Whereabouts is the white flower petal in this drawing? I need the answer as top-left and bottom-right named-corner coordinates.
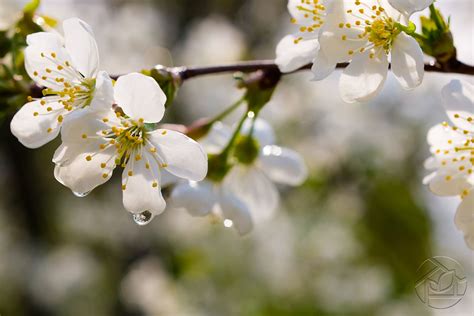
top-left (311, 49), bottom-right (337, 81)
top-left (441, 80), bottom-right (474, 132)
top-left (26, 32), bottom-right (63, 47)
top-left (60, 109), bottom-right (111, 145)
top-left (426, 123), bottom-right (465, 148)
top-left (391, 32), bottom-right (424, 89)
top-left (219, 192), bottom-right (253, 235)
top-left (428, 173), bottom-right (471, 197)
top-left (170, 181), bottom-right (216, 216)
top-left (318, 0), bottom-right (372, 64)
top-left (454, 192), bottom-right (474, 250)
top-left (122, 152), bottom-right (166, 215)
top-left (241, 118), bottom-right (275, 147)
top-left (114, 73), bottom-right (166, 123)
top-left (275, 35), bottom-right (319, 73)
top-left (148, 129), bottom-right (208, 181)
top-left (339, 51), bottom-right (389, 103)
top-left (10, 100), bottom-right (64, 148)
top-left (160, 170), bottom-right (179, 187)
top-left (54, 143), bottom-right (117, 195)
top-left (423, 157), bottom-right (439, 171)
top-left (89, 71), bottom-right (114, 112)
top-left (24, 34), bottom-right (72, 90)
top-left (63, 18), bottom-right (99, 78)
top-left (260, 145), bottom-right (308, 185)
top-left (224, 166), bottom-right (279, 222)
top-left (199, 122), bottom-right (232, 154)
top-left (388, 0), bottom-right (433, 18)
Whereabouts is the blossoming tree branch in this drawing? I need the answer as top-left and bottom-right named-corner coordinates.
top-left (1, 0), bottom-right (473, 248)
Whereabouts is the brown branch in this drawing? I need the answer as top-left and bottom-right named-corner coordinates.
top-left (28, 58), bottom-right (474, 98)
top-left (172, 58), bottom-right (474, 81)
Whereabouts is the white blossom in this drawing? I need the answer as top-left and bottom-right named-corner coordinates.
top-left (53, 73), bottom-right (208, 219)
top-left (10, 18), bottom-right (112, 148)
top-left (171, 119), bottom-right (308, 235)
top-left (424, 80), bottom-right (474, 249)
top-left (275, 0), bottom-right (329, 74)
top-left (303, 0), bottom-right (431, 103)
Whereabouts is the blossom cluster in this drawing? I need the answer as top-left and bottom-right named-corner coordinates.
top-left (276, 0), bottom-right (474, 249)
top-left (424, 80), bottom-right (474, 249)
top-left (10, 18), bottom-right (209, 225)
top-left (276, 0), bottom-right (433, 103)
top-left (10, 18), bottom-right (308, 233)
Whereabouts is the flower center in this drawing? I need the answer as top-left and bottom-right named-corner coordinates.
top-left (366, 18), bottom-right (399, 51)
top-left (338, 3), bottom-right (401, 58)
top-left (31, 51), bottom-right (96, 112)
top-left (109, 117), bottom-right (148, 168)
top-left (42, 78), bottom-right (96, 111)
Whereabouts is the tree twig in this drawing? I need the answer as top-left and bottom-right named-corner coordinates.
top-left (172, 58), bottom-right (474, 81)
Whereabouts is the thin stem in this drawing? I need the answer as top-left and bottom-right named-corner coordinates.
top-left (221, 112), bottom-right (249, 156)
top-left (208, 97), bottom-right (245, 125)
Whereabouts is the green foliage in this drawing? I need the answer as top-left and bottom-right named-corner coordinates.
top-left (0, 0), bottom-right (44, 122)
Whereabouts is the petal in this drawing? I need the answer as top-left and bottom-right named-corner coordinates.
top-left (54, 142), bottom-right (117, 195)
top-left (275, 35), bottom-right (319, 73)
top-left (10, 100), bottom-right (64, 148)
top-left (122, 151), bottom-right (166, 215)
top-left (63, 18), bottom-right (99, 78)
top-left (391, 32), bottom-right (424, 89)
top-left (241, 118), bottom-right (275, 147)
top-left (199, 122), bottom-right (232, 154)
top-left (147, 129), bottom-right (208, 181)
top-left (428, 173), bottom-right (471, 197)
top-left (60, 108), bottom-right (112, 146)
top-left (160, 170), bottom-right (179, 187)
top-left (259, 145), bottom-right (308, 185)
top-left (114, 73), bottom-right (166, 123)
top-left (318, 0), bottom-right (372, 64)
top-left (426, 123), bottom-right (466, 148)
top-left (388, 0), bottom-right (433, 18)
top-left (311, 48), bottom-right (337, 81)
top-left (89, 71), bottom-right (114, 112)
top-left (339, 51), bottom-right (389, 103)
top-left (170, 181), bottom-right (216, 216)
top-left (26, 32), bottom-right (63, 47)
top-left (454, 192), bottom-right (474, 250)
top-left (218, 192), bottom-right (253, 235)
top-left (224, 166), bottom-right (279, 222)
top-left (24, 33), bottom-right (73, 90)
top-left (441, 80), bottom-right (474, 132)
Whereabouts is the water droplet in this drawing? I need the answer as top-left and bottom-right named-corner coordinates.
top-left (72, 190), bottom-right (91, 197)
top-left (133, 210), bottom-right (154, 226)
top-left (223, 219), bottom-right (233, 228)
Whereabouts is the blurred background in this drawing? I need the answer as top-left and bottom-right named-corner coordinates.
top-left (0, 0), bottom-right (472, 315)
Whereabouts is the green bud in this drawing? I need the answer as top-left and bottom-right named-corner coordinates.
top-left (233, 135), bottom-right (260, 165)
top-left (206, 154), bottom-right (231, 183)
top-left (419, 6), bottom-right (455, 62)
top-left (241, 69), bottom-right (280, 114)
top-left (148, 65), bottom-right (181, 108)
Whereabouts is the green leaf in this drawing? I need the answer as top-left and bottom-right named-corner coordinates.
top-left (0, 31), bottom-right (10, 58)
top-left (23, 0), bottom-right (41, 15)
